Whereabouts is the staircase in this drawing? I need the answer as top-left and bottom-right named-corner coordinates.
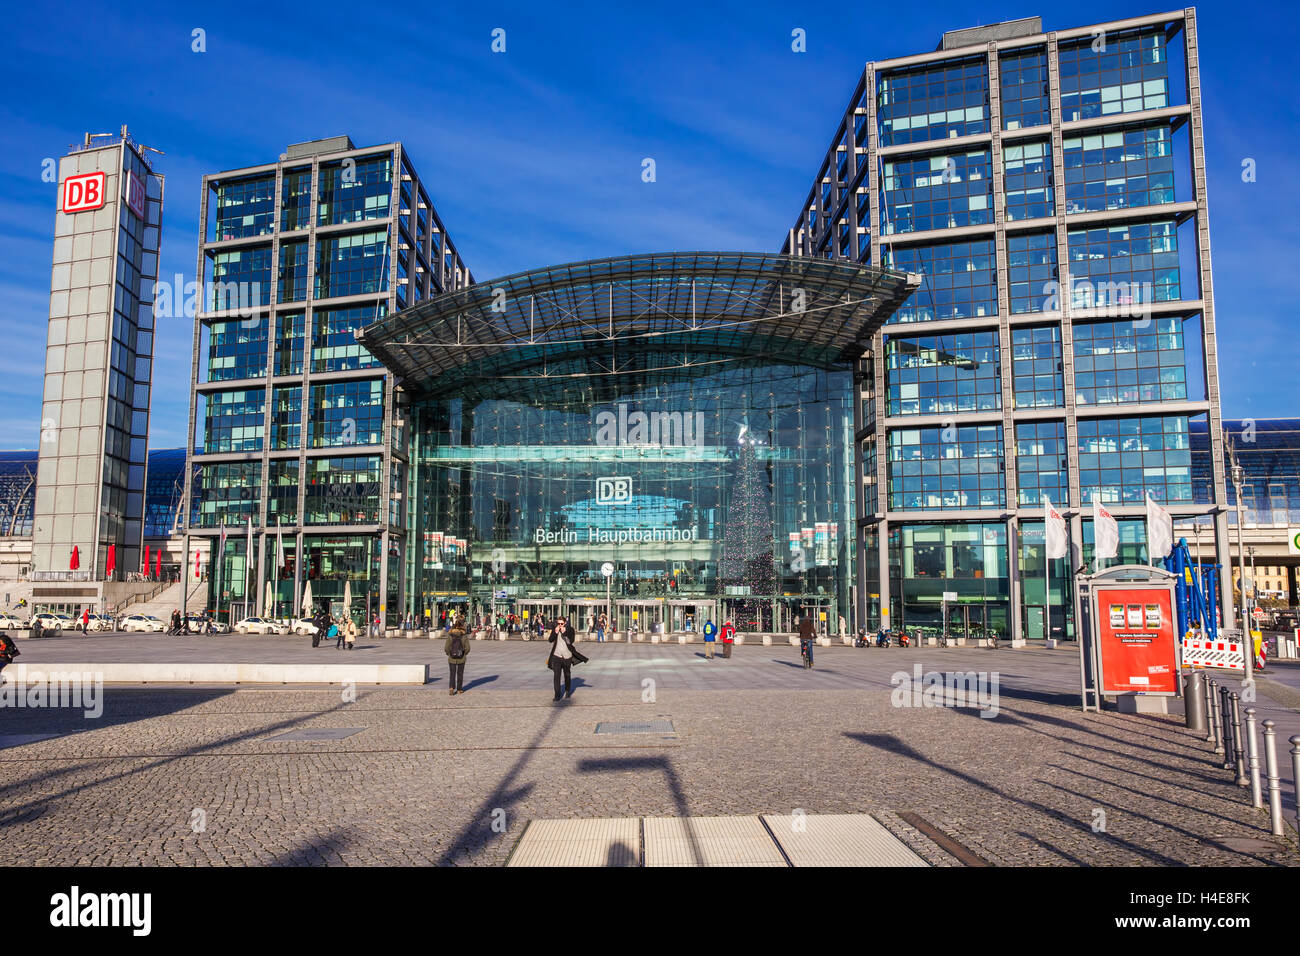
top-left (124, 580), bottom-right (207, 621)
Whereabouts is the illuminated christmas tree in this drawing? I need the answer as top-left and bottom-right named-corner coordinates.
top-left (720, 436), bottom-right (775, 623)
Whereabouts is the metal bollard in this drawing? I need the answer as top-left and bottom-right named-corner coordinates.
top-left (1230, 693), bottom-right (1248, 787)
top-left (1208, 680), bottom-right (1223, 754)
top-left (1219, 685), bottom-right (1234, 769)
top-left (1183, 670), bottom-right (1206, 733)
top-left (1291, 737), bottom-right (1300, 837)
top-left (1244, 707), bottom-right (1262, 808)
top-left (1203, 674), bottom-right (1216, 744)
top-left (1263, 721), bottom-right (1283, 837)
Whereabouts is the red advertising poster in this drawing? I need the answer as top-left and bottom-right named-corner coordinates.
top-left (1096, 586), bottom-right (1178, 695)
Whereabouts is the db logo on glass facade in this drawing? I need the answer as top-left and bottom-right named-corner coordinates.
top-left (596, 477), bottom-right (631, 504)
top-left (60, 172), bottom-right (108, 213)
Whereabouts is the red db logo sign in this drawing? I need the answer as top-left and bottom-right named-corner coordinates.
top-left (60, 171), bottom-right (107, 213)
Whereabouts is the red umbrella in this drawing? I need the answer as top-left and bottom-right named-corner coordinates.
top-left (69, 545), bottom-right (80, 570)
top-left (106, 543), bottom-right (116, 578)
top-left (143, 544), bottom-right (151, 577)
top-left (155, 549), bottom-right (162, 580)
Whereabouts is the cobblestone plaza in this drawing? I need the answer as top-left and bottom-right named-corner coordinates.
top-left (2, 637), bottom-right (1296, 867)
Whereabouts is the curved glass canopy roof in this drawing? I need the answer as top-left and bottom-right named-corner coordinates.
top-left (358, 252), bottom-right (919, 402)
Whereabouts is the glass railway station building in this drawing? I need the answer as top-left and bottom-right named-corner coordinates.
top-left (355, 253), bottom-right (917, 634)
top-left (183, 10), bottom-right (1237, 641)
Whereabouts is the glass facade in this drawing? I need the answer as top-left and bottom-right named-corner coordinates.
top-left (881, 150), bottom-right (992, 235)
top-left (406, 362), bottom-right (858, 633)
top-left (878, 57), bottom-right (989, 146)
top-left (1073, 317), bottom-right (1186, 406)
top-left (1014, 421), bottom-right (1068, 507)
top-left (1077, 414), bottom-right (1193, 504)
top-left (887, 425), bottom-right (1005, 510)
top-left (1003, 141), bottom-right (1053, 221)
top-left (886, 333), bottom-right (1000, 416)
top-left (890, 522), bottom-right (1010, 640)
top-left (1063, 125), bottom-right (1174, 214)
top-left (1058, 27), bottom-right (1171, 123)
top-left (884, 239), bottom-right (997, 323)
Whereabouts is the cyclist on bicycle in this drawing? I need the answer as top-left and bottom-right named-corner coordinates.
top-left (798, 614), bottom-right (816, 669)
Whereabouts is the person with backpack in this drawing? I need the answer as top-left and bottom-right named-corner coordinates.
top-left (445, 616), bottom-right (470, 695)
top-left (0, 629), bottom-right (20, 679)
top-left (720, 619), bottom-right (736, 659)
top-left (702, 618), bottom-right (718, 659)
top-left (329, 618), bottom-right (342, 650)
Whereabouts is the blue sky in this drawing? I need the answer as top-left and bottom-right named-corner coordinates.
top-left (0, 0), bottom-right (1295, 448)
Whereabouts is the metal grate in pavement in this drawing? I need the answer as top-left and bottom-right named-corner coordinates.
top-left (762, 813), bottom-right (928, 867)
top-left (643, 815), bottom-right (787, 867)
top-left (265, 728), bottom-right (364, 742)
top-left (594, 720), bottom-right (674, 735)
top-left (508, 818), bottom-right (640, 867)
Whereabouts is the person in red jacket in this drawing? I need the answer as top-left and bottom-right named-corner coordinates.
top-left (720, 620), bottom-right (736, 659)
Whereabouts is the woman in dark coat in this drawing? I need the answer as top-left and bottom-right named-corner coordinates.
top-left (547, 616), bottom-right (588, 701)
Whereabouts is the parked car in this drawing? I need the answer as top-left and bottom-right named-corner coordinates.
top-left (29, 612), bottom-right (66, 630)
top-left (234, 617), bottom-right (288, 635)
top-left (291, 618), bottom-right (319, 635)
top-left (0, 612), bottom-right (24, 630)
top-left (82, 613), bottom-right (113, 631)
top-left (120, 614), bottom-right (166, 633)
top-left (186, 615), bottom-right (230, 634)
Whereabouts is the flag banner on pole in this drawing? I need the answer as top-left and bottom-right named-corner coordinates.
top-left (1044, 496), bottom-right (1068, 560)
top-left (106, 543), bottom-right (116, 578)
top-left (1093, 494), bottom-right (1119, 561)
top-left (1146, 492), bottom-right (1173, 562)
top-left (194, 547), bottom-right (202, 580)
top-left (277, 520), bottom-right (286, 572)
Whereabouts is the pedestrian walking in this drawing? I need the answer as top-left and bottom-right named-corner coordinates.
top-left (547, 617), bottom-right (588, 701)
top-left (595, 612), bottom-right (607, 643)
top-left (445, 616), bottom-right (469, 695)
top-left (703, 618), bottom-right (717, 659)
top-left (169, 609), bottom-right (182, 635)
top-left (81, 608), bottom-right (90, 634)
top-left (0, 629), bottom-right (19, 679)
top-left (329, 618), bottom-right (342, 650)
top-left (720, 619), bottom-right (735, 659)
top-left (344, 616), bottom-right (357, 650)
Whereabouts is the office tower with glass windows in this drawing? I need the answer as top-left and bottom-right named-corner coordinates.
top-left (784, 11), bottom-right (1232, 641)
top-left (185, 137), bottom-right (472, 624)
top-left (34, 129), bottom-right (164, 581)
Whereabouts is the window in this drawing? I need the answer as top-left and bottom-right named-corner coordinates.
top-left (275, 313), bottom-right (305, 376)
top-left (1068, 220), bottom-right (1179, 307)
top-left (884, 239), bottom-right (996, 323)
top-left (1008, 232), bottom-right (1057, 315)
top-left (888, 425), bottom-right (1005, 510)
top-left (1073, 317), bottom-right (1187, 405)
top-left (317, 156), bottom-right (393, 226)
top-left (878, 57), bottom-right (989, 146)
top-left (196, 461), bottom-right (261, 528)
top-left (1011, 325), bottom-right (1063, 408)
top-left (881, 150), bottom-right (993, 235)
top-left (886, 332), bottom-right (1000, 415)
top-left (272, 386), bottom-right (302, 450)
top-left (1077, 415), bottom-right (1192, 504)
top-left (268, 460), bottom-right (299, 523)
top-left (1003, 141), bottom-right (1053, 220)
top-left (1000, 47), bottom-right (1050, 129)
top-left (312, 305), bottom-right (385, 372)
top-left (213, 176), bottom-right (274, 239)
top-left (203, 388), bottom-right (265, 453)
top-left (210, 247), bottom-right (272, 311)
top-left (280, 169), bottom-right (312, 232)
top-left (1015, 421), bottom-right (1068, 506)
top-left (207, 318), bottom-right (268, 382)
top-left (1063, 125), bottom-right (1174, 214)
top-left (304, 456), bottom-right (382, 525)
top-left (309, 379), bottom-right (384, 448)
top-left (315, 230), bottom-right (389, 299)
top-left (1059, 27), bottom-right (1171, 122)
top-left (277, 240), bottom-right (308, 303)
